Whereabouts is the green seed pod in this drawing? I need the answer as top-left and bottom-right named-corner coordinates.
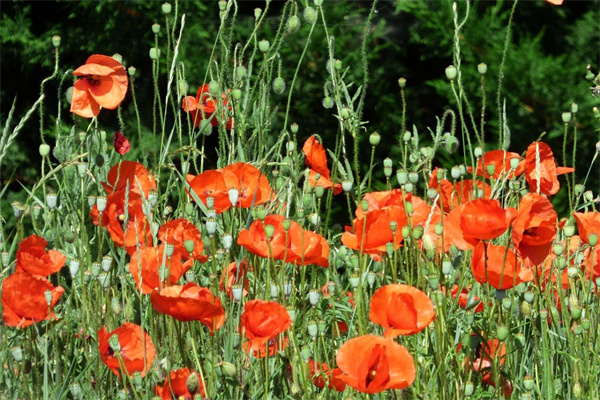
top-left (562, 112), bottom-right (572, 123)
top-left (287, 15), bottom-right (300, 33)
top-left (51, 35), bottom-right (61, 48)
top-left (477, 63), bottom-right (487, 75)
top-left (398, 77), bottom-right (407, 89)
top-left (445, 65), bottom-right (457, 80)
top-left (258, 39), bottom-right (270, 53)
top-left (149, 47), bottom-right (160, 60)
top-left (39, 144), bottom-right (51, 157)
top-left (322, 96), bottom-right (334, 109)
top-left (272, 77), bottom-right (286, 94)
top-left (162, 2), bottom-right (172, 14)
top-left (369, 132), bottom-right (381, 146)
top-left (152, 23), bottom-right (160, 34)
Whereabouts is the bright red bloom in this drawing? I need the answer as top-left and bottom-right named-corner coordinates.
top-left (15, 234), bottom-right (65, 276)
top-left (101, 161), bottom-right (156, 197)
top-left (186, 170), bottom-right (230, 213)
top-left (150, 283), bottom-right (225, 334)
top-left (369, 284), bottom-right (436, 338)
top-left (70, 54), bottom-right (128, 118)
top-left (429, 170), bottom-right (491, 211)
top-left (460, 337), bottom-right (513, 398)
top-left (237, 215), bottom-right (329, 267)
top-left (460, 199), bottom-right (517, 241)
top-left (468, 150), bottom-right (522, 180)
top-left (158, 218), bottom-right (207, 262)
top-left (522, 141), bottom-right (574, 196)
top-left (220, 259), bottom-right (249, 299)
top-left (303, 136), bottom-right (342, 195)
top-left (573, 211), bottom-right (600, 245)
top-left (154, 368), bottom-right (205, 399)
top-left (448, 285), bottom-right (486, 313)
top-left (91, 189), bottom-right (152, 251)
top-left (222, 162), bottom-right (274, 208)
top-left (336, 335), bottom-right (415, 394)
top-left (240, 300), bottom-right (292, 352)
top-left (308, 359), bottom-right (347, 392)
top-left (471, 242), bottom-right (533, 289)
top-left (2, 272), bottom-right (64, 328)
top-left (112, 131), bottom-right (130, 155)
top-left (97, 322), bottom-right (155, 377)
top-left (182, 84), bottom-right (232, 128)
top-left (512, 193), bottom-right (557, 265)
top-left (129, 244), bottom-right (193, 294)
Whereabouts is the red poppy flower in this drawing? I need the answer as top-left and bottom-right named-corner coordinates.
top-left (369, 284), bottom-right (436, 338)
top-left (308, 359), bottom-right (347, 392)
top-left (336, 335), bottom-right (415, 394)
top-left (429, 170), bottom-right (491, 211)
top-left (101, 161), bottom-right (157, 197)
top-left (447, 285), bottom-right (486, 313)
top-left (182, 84), bottom-right (232, 128)
top-left (460, 337), bottom-right (513, 398)
top-left (240, 300), bottom-right (292, 351)
top-left (512, 193), bottom-right (557, 265)
top-left (471, 242), bottom-right (534, 289)
top-left (158, 218), bottom-right (208, 262)
top-left (242, 336), bottom-right (289, 358)
top-left (91, 189), bottom-right (152, 251)
top-left (150, 283), bottom-right (225, 334)
top-left (15, 234), bottom-right (65, 276)
top-left (220, 260), bottom-right (249, 299)
top-left (129, 244), bottom-right (193, 294)
top-left (468, 150), bottom-right (522, 180)
top-left (112, 131), bottom-right (130, 156)
top-left (154, 368), bottom-right (205, 399)
top-left (522, 141), bottom-right (574, 196)
top-left (572, 211), bottom-right (600, 245)
top-left (97, 322), bottom-right (155, 377)
top-left (71, 54), bottom-right (128, 118)
top-left (222, 162), bottom-right (274, 208)
top-left (459, 199), bottom-right (517, 241)
top-left (186, 170), bottom-right (231, 213)
top-left (2, 272), bottom-right (64, 328)
top-left (546, 0), bottom-right (563, 5)
top-left (303, 136), bottom-right (342, 195)
top-left (237, 215), bottom-right (330, 267)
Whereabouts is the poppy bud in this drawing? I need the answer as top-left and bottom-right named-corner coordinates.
top-left (95, 196), bottom-right (107, 213)
top-left (287, 15), bottom-right (300, 33)
top-left (386, 242), bottom-right (394, 256)
top-left (477, 63), bottom-right (487, 75)
top-left (398, 77), bottom-right (407, 88)
top-left (98, 272), bottom-right (111, 288)
top-left (435, 222), bottom-right (443, 236)
top-left (258, 39), bottom-right (269, 53)
top-left (162, 2), bottom-right (172, 14)
top-left (263, 224), bottom-right (274, 239)
top-left (46, 193), bottom-right (58, 210)
top-left (254, 7), bottom-right (262, 19)
top-left (314, 185), bottom-right (325, 198)
top-left (570, 305), bottom-right (583, 321)
top-left (301, 345), bottom-right (311, 360)
top-left (206, 217), bottom-right (217, 235)
top-left (369, 132), bottom-right (381, 146)
top-left (69, 383), bottom-right (81, 399)
top-left (322, 96), bottom-right (334, 109)
top-left (218, 0), bottom-right (227, 11)
top-left (563, 224), bottom-right (575, 237)
top-left (340, 107), bottom-right (351, 120)
top-left (441, 260), bottom-right (452, 276)
top-left (182, 270), bottom-right (194, 283)
top-left (522, 375), bottom-right (534, 391)
top-left (304, 6), bottom-right (317, 24)
top-left (39, 143), bottom-right (51, 157)
top-left (396, 168), bottom-right (408, 184)
top-left (496, 324), bottom-right (509, 341)
top-left (149, 47), bottom-right (160, 60)
top-left (309, 288), bottom-right (321, 306)
top-left (51, 35), bottom-right (61, 48)
top-left (502, 297), bottom-right (512, 311)
top-left (383, 157), bottom-right (393, 169)
top-left (307, 320), bottom-right (318, 338)
top-left (405, 201), bottom-right (413, 215)
top-left (349, 273), bottom-right (360, 289)
top-left (404, 183), bottom-right (414, 193)
top-left (427, 274), bottom-right (439, 290)
top-left (474, 147), bottom-right (483, 158)
top-left (589, 233), bottom-right (598, 246)
top-left (401, 225), bottom-right (411, 239)
top-left (11, 346), bottom-right (23, 362)
top-left (152, 23), bottom-right (160, 34)
top-left (562, 112), bottom-right (572, 123)
top-left (445, 65), bottom-right (457, 81)
top-left (102, 255), bottom-right (113, 272)
top-left (108, 334), bottom-right (121, 353)
top-left (445, 136), bottom-right (459, 153)
top-left (584, 190), bottom-right (594, 202)
top-left (127, 66), bottom-right (136, 77)
top-left (464, 381), bottom-right (474, 396)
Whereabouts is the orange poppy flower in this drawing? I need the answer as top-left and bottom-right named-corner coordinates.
top-left (369, 284), bottom-right (436, 338)
top-left (522, 141), bottom-right (574, 196)
top-left (2, 271), bottom-right (64, 328)
top-left (512, 193), bottom-right (557, 265)
top-left (429, 170), bottom-right (491, 211)
top-left (242, 336), bottom-right (288, 358)
top-left (471, 242), bottom-right (533, 289)
top-left (129, 244), bottom-right (193, 294)
top-left (15, 234), bottom-right (65, 276)
top-left (154, 368), bottom-right (205, 399)
top-left (467, 150), bottom-right (522, 180)
top-left (572, 211), bottom-right (600, 245)
top-left (447, 285), bottom-right (487, 313)
top-left (71, 54), bottom-right (128, 118)
top-left (460, 337), bottom-right (512, 398)
top-left (335, 335), bottom-right (415, 394)
top-left (97, 322), bottom-right (155, 377)
top-left (240, 300), bottom-right (292, 351)
top-left (101, 161), bottom-right (156, 197)
top-left (182, 84), bottom-right (232, 128)
top-left (546, 0), bottom-right (563, 5)
top-left (91, 189), bottom-right (152, 251)
top-left (222, 162), bottom-right (273, 208)
top-left (150, 283), bottom-right (225, 334)
top-left (308, 359), bottom-right (347, 392)
top-left (158, 218), bottom-right (207, 262)
top-left (460, 199), bottom-right (517, 241)
top-left (303, 136), bottom-right (342, 195)
top-left (187, 170), bottom-right (231, 213)
top-left (220, 259), bottom-right (249, 299)
top-left (237, 215), bottom-right (330, 267)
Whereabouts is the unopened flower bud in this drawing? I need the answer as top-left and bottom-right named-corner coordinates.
top-left (445, 65), bottom-right (457, 80)
top-left (162, 2), bottom-right (172, 14)
top-left (398, 77), bottom-right (406, 89)
top-left (258, 39), bottom-right (270, 53)
top-left (254, 7), bottom-right (262, 19)
top-left (562, 112), bottom-right (572, 123)
top-left (46, 193), bottom-right (58, 210)
top-left (303, 6), bottom-right (317, 24)
top-left (186, 372), bottom-right (200, 395)
top-left (149, 47), bottom-right (160, 60)
top-left (369, 132), bottom-right (381, 146)
top-left (152, 23), bottom-right (160, 34)
top-left (51, 35), bottom-right (61, 48)
top-left (287, 15), bottom-right (300, 33)
top-left (477, 63), bottom-right (487, 75)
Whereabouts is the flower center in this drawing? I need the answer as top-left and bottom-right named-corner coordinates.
top-left (86, 75), bottom-right (101, 86)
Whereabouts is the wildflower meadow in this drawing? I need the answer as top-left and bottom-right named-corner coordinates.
top-left (1, 0), bottom-right (599, 399)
